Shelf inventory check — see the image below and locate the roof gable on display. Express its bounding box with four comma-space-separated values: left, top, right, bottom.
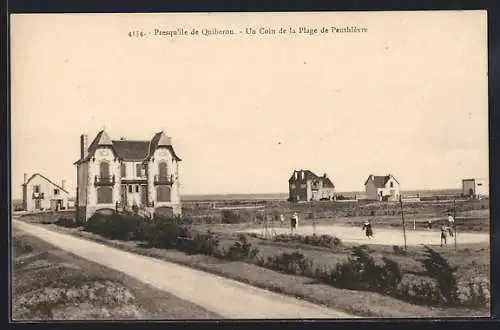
289, 170, 335, 187
147, 131, 181, 161
365, 174, 399, 188
24, 173, 69, 194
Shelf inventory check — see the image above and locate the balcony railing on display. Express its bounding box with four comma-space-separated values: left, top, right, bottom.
32, 192, 44, 199
94, 175, 116, 186
154, 174, 174, 185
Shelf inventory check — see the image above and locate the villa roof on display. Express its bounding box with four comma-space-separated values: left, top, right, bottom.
23, 173, 69, 194
74, 130, 181, 164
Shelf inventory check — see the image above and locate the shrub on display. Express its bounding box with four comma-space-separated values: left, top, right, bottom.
274, 233, 342, 249
55, 216, 79, 228
84, 213, 145, 241
223, 234, 260, 261
142, 216, 191, 249
392, 245, 407, 255
221, 210, 243, 224
418, 246, 459, 305
183, 230, 221, 256
327, 245, 403, 293
263, 251, 315, 276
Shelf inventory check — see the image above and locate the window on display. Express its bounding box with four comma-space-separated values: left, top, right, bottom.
390, 182, 394, 188
156, 186, 171, 202
97, 187, 113, 204
136, 164, 143, 177
120, 163, 127, 177
54, 189, 59, 195
100, 161, 110, 178
158, 162, 168, 178
128, 185, 133, 193
135, 185, 139, 193
33, 185, 40, 193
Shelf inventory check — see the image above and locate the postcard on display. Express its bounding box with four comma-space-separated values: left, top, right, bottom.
10, 11, 489, 320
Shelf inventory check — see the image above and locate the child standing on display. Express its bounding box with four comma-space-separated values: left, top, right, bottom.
440, 224, 448, 247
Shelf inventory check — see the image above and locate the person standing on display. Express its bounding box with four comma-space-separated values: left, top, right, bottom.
440, 224, 448, 247
427, 219, 433, 230
362, 220, 373, 238
280, 213, 285, 226
447, 213, 455, 237
291, 212, 298, 234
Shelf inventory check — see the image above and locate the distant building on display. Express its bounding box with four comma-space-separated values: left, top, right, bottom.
288, 170, 335, 202
22, 173, 69, 211
74, 130, 182, 222
364, 174, 400, 201
462, 178, 489, 198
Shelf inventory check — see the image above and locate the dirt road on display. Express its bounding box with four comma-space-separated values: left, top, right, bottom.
12, 219, 355, 319
241, 224, 489, 246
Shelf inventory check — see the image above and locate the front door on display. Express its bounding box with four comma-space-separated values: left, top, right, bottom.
35, 199, 41, 210
140, 185, 148, 206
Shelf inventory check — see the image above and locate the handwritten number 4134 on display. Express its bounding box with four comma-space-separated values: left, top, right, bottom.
129, 31, 146, 37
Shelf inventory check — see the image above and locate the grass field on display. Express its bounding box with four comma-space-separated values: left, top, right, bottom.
17, 211, 490, 318
11, 227, 219, 320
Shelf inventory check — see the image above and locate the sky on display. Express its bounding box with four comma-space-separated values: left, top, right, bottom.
10, 11, 489, 198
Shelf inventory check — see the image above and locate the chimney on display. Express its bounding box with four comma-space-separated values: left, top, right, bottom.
23, 173, 27, 184
80, 134, 89, 159
323, 173, 327, 178
120, 137, 126, 141
61, 180, 66, 189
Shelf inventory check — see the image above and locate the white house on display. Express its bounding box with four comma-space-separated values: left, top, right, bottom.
74, 130, 182, 222
22, 173, 69, 211
364, 174, 401, 201
462, 178, 489, 198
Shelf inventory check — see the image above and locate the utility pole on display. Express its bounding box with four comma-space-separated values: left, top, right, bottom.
399, 195, 407, 251
453, 198, 457, 250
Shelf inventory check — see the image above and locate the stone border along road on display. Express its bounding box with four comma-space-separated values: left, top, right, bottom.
12, 219, 356, 319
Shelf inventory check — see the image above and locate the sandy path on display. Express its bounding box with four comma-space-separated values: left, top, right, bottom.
12, 219, 355, 319
241, 225, 489, 246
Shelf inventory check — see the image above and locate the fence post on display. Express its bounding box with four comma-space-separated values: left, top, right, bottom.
399, 195, 407, 251
453, 198, 457, 251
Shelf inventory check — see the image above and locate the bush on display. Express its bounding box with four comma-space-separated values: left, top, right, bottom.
327, 245, 403, 293
55, 216, 79, 228
223, 234, 260, 261
392, 245, 407, 255
274, 233, 342, 249
262, 251, 315, 277
142, 216, 191, 249
418, 246, 459, 305
183, 230, 221, 256
84, 213, 146, 241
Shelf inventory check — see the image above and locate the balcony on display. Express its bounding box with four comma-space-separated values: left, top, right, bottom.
94, 175, 116, 186
32, 192, 45, 199
154, 174, 174, 186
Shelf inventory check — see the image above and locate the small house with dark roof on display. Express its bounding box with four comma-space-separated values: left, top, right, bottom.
288, 169, 335, 202
74, 129, 182, 222
364, 174, 400, 201
22, 173, 69, 211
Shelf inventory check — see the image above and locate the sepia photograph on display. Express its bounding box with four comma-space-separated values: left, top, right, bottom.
10, 11, 490, 320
